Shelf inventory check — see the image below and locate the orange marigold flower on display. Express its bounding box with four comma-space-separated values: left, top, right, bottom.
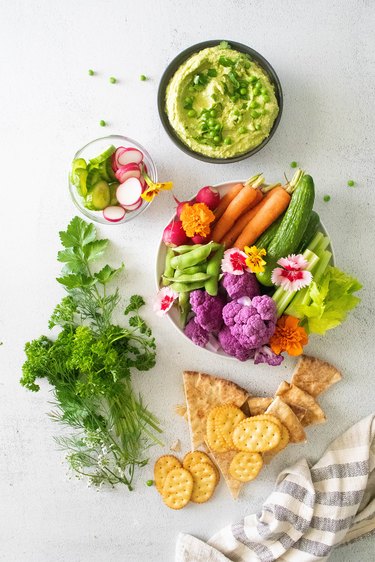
269, 315, 308, 356
180, 202, 215, 238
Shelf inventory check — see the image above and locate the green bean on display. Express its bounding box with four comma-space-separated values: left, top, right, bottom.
205, 246, 224, 296
162, 248, 175, 286
173, 244, 203, 254
164, 272, 211, 284
178, 292, 191, 326
170, 280, 206, 293
174, 264, 206, 278
170, 242, 220, 270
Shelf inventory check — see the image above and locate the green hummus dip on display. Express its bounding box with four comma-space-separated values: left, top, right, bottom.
165, 43, 279, 158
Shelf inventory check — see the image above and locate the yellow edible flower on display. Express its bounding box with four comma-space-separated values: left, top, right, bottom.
141, 174, 173, 202
244, 245, 267, 273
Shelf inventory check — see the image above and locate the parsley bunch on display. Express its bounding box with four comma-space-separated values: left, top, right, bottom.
21, 217, 162, 489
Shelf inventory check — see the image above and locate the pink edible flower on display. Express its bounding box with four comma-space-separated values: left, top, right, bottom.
153, 287, 178, 316
221, 248, 249, 275
271, 253, 312, 292
277, 254, 309, 271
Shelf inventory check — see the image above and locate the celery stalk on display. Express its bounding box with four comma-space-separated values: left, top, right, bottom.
286, 249, 332, 316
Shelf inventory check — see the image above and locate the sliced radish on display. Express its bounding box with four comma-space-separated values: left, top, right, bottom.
115, 164, 141, 183
111, 152, 119, 172
121, 198, 143, 211
103, 205, 126, 222
116, 177, 143, 206
117, 148, 144, 166
114, 147, 127, 168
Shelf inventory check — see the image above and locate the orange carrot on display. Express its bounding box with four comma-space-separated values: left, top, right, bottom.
211, 186, 261, 243
214, 183, 244, 221
220, 190, 264, 247
234, 187, 291, 250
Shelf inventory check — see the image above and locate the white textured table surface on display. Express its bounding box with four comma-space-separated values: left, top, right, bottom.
1, 1, 374, 561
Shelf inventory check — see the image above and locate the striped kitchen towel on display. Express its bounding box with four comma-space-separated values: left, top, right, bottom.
176, 413, 375, 561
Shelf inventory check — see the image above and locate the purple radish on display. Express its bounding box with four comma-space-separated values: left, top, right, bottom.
121, 198, 143, 211
103, 205, 126, 222
116, 177, 143, 206
117, 148, 144, 166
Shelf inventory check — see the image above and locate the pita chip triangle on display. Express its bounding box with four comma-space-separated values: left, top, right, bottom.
206, 444, 243, 500
183, 371, 249, 450
291, 355, 342, 397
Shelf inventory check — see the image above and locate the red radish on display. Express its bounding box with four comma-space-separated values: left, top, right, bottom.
121, 198, 143, 211
116, 177, 143, 206
173, 195, 195, 218
195, 186, 221, 210
191, 234, 209, 244
162, 220, 188, 247
103, 205, 126, 222
117, 148, 144, 167
115, 163, 141, 183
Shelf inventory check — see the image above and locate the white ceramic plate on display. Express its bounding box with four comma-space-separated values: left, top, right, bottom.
155, 180, 334, 359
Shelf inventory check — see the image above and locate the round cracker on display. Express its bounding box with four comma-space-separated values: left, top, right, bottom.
252, 413, 282, 429
189, 462, 217, 503
162, 467, 193, 510
154, 455, 181, 494
265, 424, 290, 457
215, 404, 246, 448
229, 451, 263, 482
232, 417, 281, 453
206, 406, 231, 452
182, 451, 220, 486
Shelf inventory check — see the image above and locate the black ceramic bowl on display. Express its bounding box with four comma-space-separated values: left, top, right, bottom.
157, 40, 283, 164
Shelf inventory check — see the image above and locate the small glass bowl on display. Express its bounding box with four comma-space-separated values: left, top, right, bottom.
68, 135, 157, 225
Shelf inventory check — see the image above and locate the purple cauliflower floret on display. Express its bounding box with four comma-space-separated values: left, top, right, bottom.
222, 295, 277, 349
189, 290, 225, 332
218, 326, 255, 362
254, 345, 284, 366
221, 271, 260, 300
184, 317, 209, 348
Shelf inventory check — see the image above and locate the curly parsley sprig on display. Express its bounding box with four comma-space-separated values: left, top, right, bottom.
20, 217, 162, 490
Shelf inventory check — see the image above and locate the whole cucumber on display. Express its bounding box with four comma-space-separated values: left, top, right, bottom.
296, 210, 320, 254
257, 175, 315, 286
254, 213, 285, 250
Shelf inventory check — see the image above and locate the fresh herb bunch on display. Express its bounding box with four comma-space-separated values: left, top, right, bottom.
21, 217, 162, 489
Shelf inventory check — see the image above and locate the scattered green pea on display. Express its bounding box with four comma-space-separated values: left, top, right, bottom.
146, 479, 153, 487
240, 87, 247, 95
323, 195, 331, 202
224, 137, 232, 145
290, 161, 298, 168
88, 69, 94, 76
109, 76, 117, 84
99, 120, 106, 127
140, 74, 147, 81
250, 101, 259, 109
213, 135, 221, 143
214, 123, 221, 131
209, 109, 217, 118
187, 109, 196, 118
239, 126, 247, 134
261, 87, 267, 95
347, 179, 355, 187
208, 118, 216, 127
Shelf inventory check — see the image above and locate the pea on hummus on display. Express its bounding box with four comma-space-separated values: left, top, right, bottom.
165, 43, 279, 158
